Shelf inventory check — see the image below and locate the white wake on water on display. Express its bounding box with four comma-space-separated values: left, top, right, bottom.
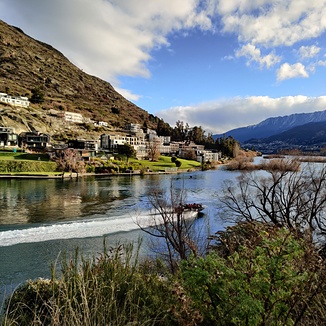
0, 212, 149, 247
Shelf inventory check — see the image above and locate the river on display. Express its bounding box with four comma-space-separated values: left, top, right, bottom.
0, 167, 242, 301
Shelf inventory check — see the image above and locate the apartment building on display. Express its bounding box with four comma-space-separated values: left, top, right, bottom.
0, 93, 30, 108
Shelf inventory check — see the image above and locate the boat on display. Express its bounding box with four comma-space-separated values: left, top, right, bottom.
181, 203, 204, 212
147, 203, 204, 222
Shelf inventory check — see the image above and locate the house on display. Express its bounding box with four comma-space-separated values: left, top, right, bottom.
125, 123, 142, 134
94, 121, 108, 127
0, 93, 30, 108
67, 139, 99, 160
19, 131, 51, 150
68, 139, 99, 151
0, 127, 18, 147
100, 133, 146, 150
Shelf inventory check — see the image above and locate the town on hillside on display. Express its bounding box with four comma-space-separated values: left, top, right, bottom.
0, 93, 221, 163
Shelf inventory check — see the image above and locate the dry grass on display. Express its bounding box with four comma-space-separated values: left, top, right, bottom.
226, 156, 300, 172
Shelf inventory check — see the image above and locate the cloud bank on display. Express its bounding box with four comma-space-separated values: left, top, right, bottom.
2, 0, 326, 90
157, 96, 326, 134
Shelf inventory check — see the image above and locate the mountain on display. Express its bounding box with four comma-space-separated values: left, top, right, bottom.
245, 120, 326, 147
214, 110, 326, 143
0, 20, 156, 139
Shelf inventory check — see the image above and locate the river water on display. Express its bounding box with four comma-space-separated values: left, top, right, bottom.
0, 167, 242, 300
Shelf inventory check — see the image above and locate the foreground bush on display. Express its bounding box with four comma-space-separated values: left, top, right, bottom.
2, 224, 325, 325
180, 223, 326, 325
2, 244, 175, 326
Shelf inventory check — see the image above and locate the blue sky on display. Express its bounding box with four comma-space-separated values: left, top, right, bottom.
1, 0, 326, 134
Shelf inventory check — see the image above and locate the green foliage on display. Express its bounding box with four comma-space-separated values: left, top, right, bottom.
30, 87, 44, 104
4, 244, 176, 326
156, 118, 173, 136
0, 160, 57, 173
117, 143, 136, 162
180, 224, 325, 325
2, 223, 326, 325
215, 136, 240, 158
175, 159, 182, 168
171, 156, 177, 163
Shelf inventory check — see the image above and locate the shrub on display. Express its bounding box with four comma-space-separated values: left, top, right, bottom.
0, 160, 57, 173
4, 244, 176, 325
175, 159, 182, 168
180, 223, 326, 325
30, 87, 44, 104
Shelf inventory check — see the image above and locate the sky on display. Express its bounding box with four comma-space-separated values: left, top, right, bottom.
1, 0, 326, 134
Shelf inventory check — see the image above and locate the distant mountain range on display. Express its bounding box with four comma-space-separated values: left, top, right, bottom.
214, 110, 326, 145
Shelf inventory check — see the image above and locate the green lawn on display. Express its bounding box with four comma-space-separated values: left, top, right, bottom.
0, 152, 50, 161
130, 156, 201, 172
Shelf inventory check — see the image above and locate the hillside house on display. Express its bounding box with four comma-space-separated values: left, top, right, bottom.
68, 139, 99, 151
0, 127, 18, 147
19, 131, 50, 150
0, 93, 29, 108
125, 123, 142, 134
94, 121, 108, 127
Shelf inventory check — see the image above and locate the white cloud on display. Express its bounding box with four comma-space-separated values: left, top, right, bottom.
113, 87, 141, 102
277, 63, 309, 81
217, 0, 326, 47
1, 0, 212, 83
235, 43, 281, 68
298, 45, 321, 59
157, 96, 326, 134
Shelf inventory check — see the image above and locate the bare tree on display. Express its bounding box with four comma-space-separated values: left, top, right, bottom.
219, 159, 326, 244
53, 148, 85, 178
147, 139, 160, 161
137, 183, 206, 273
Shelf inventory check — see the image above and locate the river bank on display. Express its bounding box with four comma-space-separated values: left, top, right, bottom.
0, 167, 203, 179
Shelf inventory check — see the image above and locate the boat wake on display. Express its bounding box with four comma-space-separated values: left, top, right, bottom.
0, 213, 147, 247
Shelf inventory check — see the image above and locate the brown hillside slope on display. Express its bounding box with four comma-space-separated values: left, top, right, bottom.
0, 20, 156, 139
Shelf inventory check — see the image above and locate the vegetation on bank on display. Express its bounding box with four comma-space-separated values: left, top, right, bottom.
2, 222, 325, 325
0, 150, 202, 175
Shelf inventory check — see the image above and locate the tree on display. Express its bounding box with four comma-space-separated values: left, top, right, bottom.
53, 148, 85, 177
172, 120, 189, 141
30, 87, 45, 104
156, 118, 173, 136
215, 136, 240, 157
137, 184, 204, 273
188, 126, 205, 144
175, 159, 182, 168
219, 159, 326, 246
117, 143, 136, 162
183, 148, 197, 161
147, 139, 160, 161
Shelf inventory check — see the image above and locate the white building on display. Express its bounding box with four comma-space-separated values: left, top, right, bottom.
125, 123, 142, 134
0, 93, 29, 108
63, 111, 84, 124
94, 121, 108, 127
197, 150, 221, 163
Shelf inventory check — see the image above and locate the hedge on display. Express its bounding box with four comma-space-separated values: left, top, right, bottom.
0, 160, 57, 173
